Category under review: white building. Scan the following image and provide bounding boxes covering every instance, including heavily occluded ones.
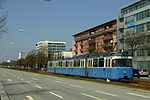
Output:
[36,40,66,59]
[18,52,26,59]
[54,51,72,59]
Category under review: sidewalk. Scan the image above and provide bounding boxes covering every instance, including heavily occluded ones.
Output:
[0,82,9,100]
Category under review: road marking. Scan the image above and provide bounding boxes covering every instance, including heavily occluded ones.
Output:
[21,78,24,81]
[25,96,34,100]
[81,93,105,100]
[49,92,63,99]
[55,81,63,83]
[7,79,12,82]
[128,93,150,99]
[32,78,39,80]
[70,84,82,88]
[96,90,117,97]
[34,85,42,89]
[26,81,31,84]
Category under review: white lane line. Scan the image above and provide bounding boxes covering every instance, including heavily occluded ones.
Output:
[34,85,42,89]
[32,78,39,80]
[55,81,63,83]
[25,96,34,100]
[81,93,105,100]
[128,93,150,99]
[21,78,24,81]
[26,81,31,84]
[70,84,82,88]
[7,79,12,82]
[49,92,63,99]
[96,90,118,97]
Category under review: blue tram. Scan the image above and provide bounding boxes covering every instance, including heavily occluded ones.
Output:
[47,52,133,80]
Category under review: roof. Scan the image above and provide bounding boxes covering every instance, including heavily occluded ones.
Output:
[36,40,66,44]
[73,19,116,36]
[121,0,145,10]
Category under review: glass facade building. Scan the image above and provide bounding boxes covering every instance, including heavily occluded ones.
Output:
[36,41,66,60]
[117,0,150,71]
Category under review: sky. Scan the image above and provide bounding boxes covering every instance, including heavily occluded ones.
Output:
[0,0,136,62]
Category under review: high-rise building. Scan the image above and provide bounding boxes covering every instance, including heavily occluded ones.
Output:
[36,40,66,59]
[117,0,150,70]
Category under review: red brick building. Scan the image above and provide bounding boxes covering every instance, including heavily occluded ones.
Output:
[72,19,117,56]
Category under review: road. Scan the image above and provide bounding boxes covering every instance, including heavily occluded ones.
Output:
[0,68,150,100]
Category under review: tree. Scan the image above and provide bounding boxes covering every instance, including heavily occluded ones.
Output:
[123,33,146,56]
[36,51,48,69]
[0,0,7,39]
[25,50,37,68]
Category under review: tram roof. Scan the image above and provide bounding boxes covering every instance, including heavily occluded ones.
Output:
[48,52,131,61]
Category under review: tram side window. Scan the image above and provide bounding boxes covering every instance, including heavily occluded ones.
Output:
[53,62,55,67]
[62,61,66,67]
[59,61,62,67]
[66,61,68,67]
[67,61,70,67]
[106,59,110,67]
[74,60,76,67]
[88,60,92,67]
[81,60,84,67]
[76,60,80,67]
[99,58,104,67]
[49,62,52,67]
[56,62,58,67]
[93,59,98,67]
[70,61,72,67]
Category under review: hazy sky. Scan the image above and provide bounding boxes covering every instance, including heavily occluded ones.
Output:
[0,0,136,62]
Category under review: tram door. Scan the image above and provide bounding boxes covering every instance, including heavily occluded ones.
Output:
[105,58,111,79]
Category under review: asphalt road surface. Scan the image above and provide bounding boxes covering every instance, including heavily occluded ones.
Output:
[0,68,150,100]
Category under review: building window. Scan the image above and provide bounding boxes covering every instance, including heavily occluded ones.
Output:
[125,15,135,24]
[136,9,150,21]
[147,49,150,56]
[146,22,150,31]
[136,23,146,33]
[119,17,124,23]
[125,27,135,34]
[137,49,144,56]
[121,1,150,15]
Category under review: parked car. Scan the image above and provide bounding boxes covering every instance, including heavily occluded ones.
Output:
[133,69,149,77]
[138,69,149,76]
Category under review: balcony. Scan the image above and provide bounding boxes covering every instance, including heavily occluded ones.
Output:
[88,39,95,44]
[75,34,90,42]
[103,36,113,41]
[102,43,113,48]
[74,26,116,42]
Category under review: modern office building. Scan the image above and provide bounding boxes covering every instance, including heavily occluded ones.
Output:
[117,0,150,70]
[72,19,117,56]
[36,40,66,59]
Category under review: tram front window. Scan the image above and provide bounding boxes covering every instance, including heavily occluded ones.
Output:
[112,59,132,67]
